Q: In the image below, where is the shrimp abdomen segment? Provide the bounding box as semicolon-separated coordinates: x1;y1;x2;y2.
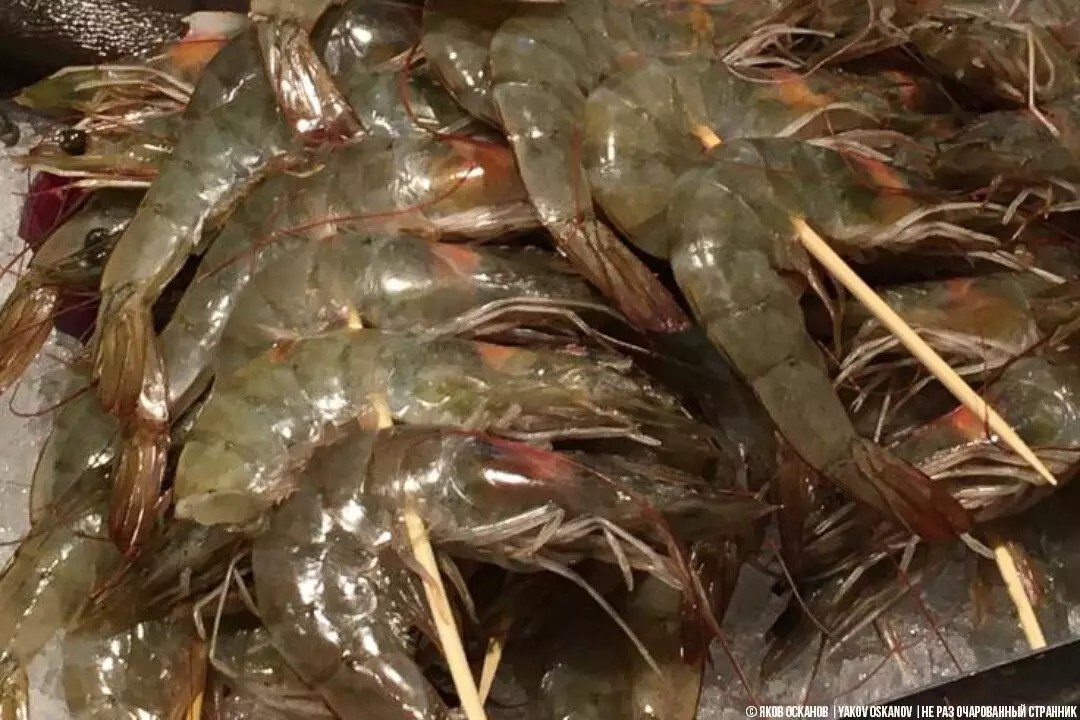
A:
671;188;852;472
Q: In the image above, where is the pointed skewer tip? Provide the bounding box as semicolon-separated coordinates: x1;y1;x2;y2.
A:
789;216;1058;488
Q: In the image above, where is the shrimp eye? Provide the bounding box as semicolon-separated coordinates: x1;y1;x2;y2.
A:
58;128;88;156
84;227;111;249
83;227;116;266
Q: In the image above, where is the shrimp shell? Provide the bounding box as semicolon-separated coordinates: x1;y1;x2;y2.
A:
174;330;703;527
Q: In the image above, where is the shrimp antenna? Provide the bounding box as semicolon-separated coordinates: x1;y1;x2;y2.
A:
530;554;662;677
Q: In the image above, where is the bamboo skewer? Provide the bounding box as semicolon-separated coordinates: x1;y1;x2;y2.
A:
790;216;1058;487
370;394;488;720
478;632;508;705
989;533;1047;650
790;217;1052;649
404;511;489;720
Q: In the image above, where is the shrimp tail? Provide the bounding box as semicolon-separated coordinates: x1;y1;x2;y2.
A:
92;298;165;420
93;297;171;554
0;279;59;395
551;221;692;334
833;438;973;542
109;425;170;557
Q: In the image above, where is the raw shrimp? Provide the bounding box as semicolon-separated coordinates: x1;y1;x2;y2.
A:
424;0;781;332
61;618;205;720
215;233;607;376
582;56;925;258
79;519;246;637
13;11;249;119
90;8;353;449
108;0;503;554
0;189;140;395
313;0;473;139
931;99;1080;214
92;6;373;554
208;625;334;720
30;383;119;524
0;472;122;715
908;6;1080;107
837;273;1052;404
252;481;446;720
662;138;988;541
359;426;770;586
173;329;715;527
158;53;526;414
17;110;185;188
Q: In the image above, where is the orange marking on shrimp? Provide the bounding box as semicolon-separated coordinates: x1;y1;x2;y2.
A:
267;338;298;363
693;124;723;149
767;68;834;110
685;4;715;51
475;342;525;371
845;153;918;222
483;434;578;482
882;71;921;109
446;138;518;189
945;404;994;442
166;37;230;74
430;241;482;284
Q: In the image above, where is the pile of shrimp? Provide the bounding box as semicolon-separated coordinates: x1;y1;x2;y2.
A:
3;0;1080;716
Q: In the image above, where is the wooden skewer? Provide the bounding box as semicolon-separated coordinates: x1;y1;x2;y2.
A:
186;691;204;720
989;533;1047;650
478;635;506;705
790;216;1058;487
370;394;488;720
478;617;513;705
404;511;489;720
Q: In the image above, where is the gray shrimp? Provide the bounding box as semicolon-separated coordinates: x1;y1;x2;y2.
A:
207;624;335;720
30;382;119;524
663;138;981;541
253;480;446;720
99;0;505;554
313;0;474;139
895;349;1080;521
421;0;784;332
173;329;713;527
354;426;770;589
0;472;122;715
91;5;355;483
